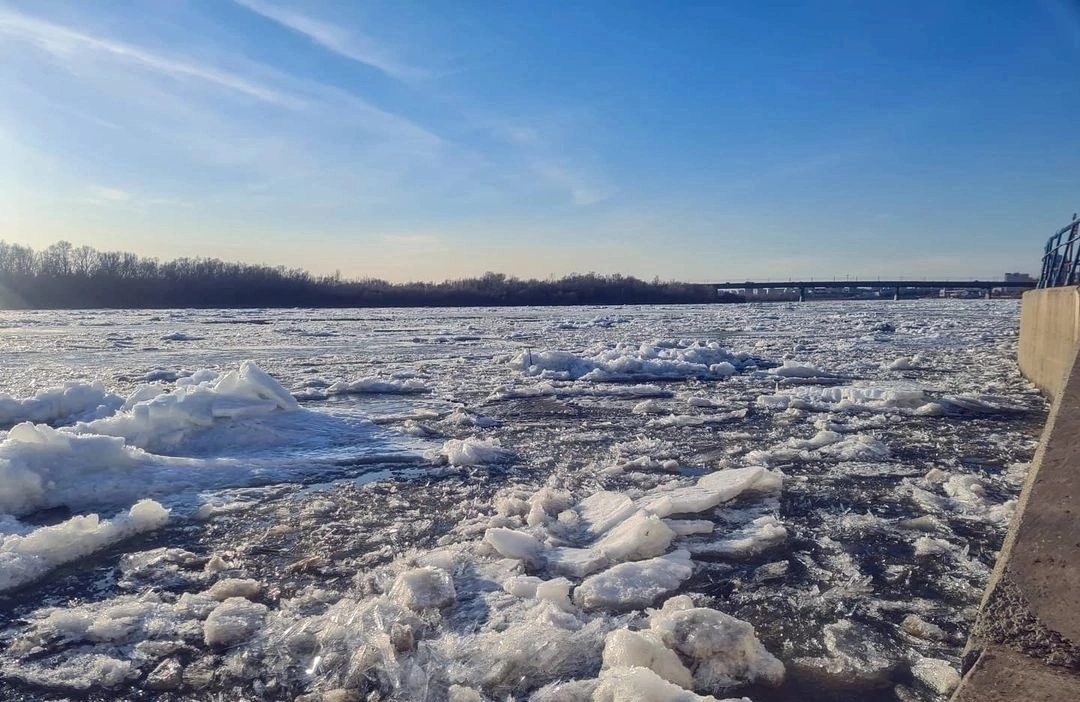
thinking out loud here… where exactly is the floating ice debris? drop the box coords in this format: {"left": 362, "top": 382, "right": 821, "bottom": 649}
{"left": 552, "top": 315, "right": 631, "bottom": 330}
{"left": 633, "top": 399, "right": 668, "bottom": 415}
{"left": 900, "top": 614, "right": 949, "bottom": 643}
{"left": 885, "top": 355, "right": 920, "bottom": 370}
{"left": 161, "top": 332, "right": 202, "bottom": 342}
{"left": 594, "top": 511, "right": 676, "bottom": 562}
{"left": 664, "top": 520, "right": 714, "bottom": 536}
{"left": 602, "top": 628, "right": 694, "bottom": 688}
{"left": 0, "top": 381, "right": 122, "bottom": 427}
{"left": 757, "top": 383, "right": 934, "bottom": 414}
{"left": 914, "top": 536, "right": 953, "bottom": 557}
{"left": 0, "top": 499, "right": 169, "bottom": 592}
{"left": 688, "top": 516, "right": 787, "bottom": 559}
{"left": 768, "top": 360, "right": 832, "bottom": 378}
{"left": 436, "top": 437, "right": 513, "bottom": 466}
{"left": 746, "top": 432, "right": 890, "bottom": 465}
{"left": 708, "top": 362, "right": 737, "bottom": 377}
{"left": 638, "top": 467, "right": 780, "bottom": 518}
{"left": 77, "top": 360, "right": 299, "bottom": 451}
{"left": 511, "top": 341, "right": 750, "bottom": 382}
{"left": 203, "top": 577, "right": 261, "bottom": 602}
{"left": 577, "top": 491, "right": 641, "bottom": 535}
{"left": 911, "top": 656, "right": 961, "bottom": 696}
{"left": 485, "top": 528, "right": 545, "bottom": 564}
{"left": 0, "top": 421, "right": 201, "bottom": 515}
{"left": 593, "top": 665, "right": 742, "bottom": 702}
{"left": 648, "top": 595, "right": 785, "bottom": 692}
{"left": 325, "top": 377, "right": 430, "bottom": 395}
{"left": 388, "top": 567, "right": 457, "bottom": 611}
{"left": 502, "top": 575, "right": 575, "bottom": 612}
{"left": 0, "top": 653, "right": 136, "bottom": 692}
{"left": 444, "top": 407, "right": 499, "bottom": 428}
{"left": 574, "top": 550, "right": 695, "bottom": 611}
{"left": 203, "top": 597, "right": 268, "bottom": 647}
{"left": 789, "top": 620, "right": 899, "bottom": 693}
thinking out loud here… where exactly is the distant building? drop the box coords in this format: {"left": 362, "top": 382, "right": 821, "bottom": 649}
{"left": 1004, "top": 272, "right": 1036, "bottom": 283}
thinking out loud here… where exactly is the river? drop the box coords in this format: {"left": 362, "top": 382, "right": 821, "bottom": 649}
{"left": 0, "top": 300, "right": 1044, "bottom": 702}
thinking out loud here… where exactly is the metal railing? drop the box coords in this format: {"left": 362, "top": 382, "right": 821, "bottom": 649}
{"left": 1038, "top": 216, "right": 1080, "bottom": 288}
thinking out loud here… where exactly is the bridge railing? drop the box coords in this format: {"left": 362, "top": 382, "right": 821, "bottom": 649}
{"left": 1039, "top": 217, "right": 1080, "bottom": 288}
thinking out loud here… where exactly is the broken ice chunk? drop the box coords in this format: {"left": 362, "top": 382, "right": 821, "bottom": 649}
{"left": 601, "top": 628, "right": 694, "bottom": 689}
{"left": 388, "top": 567, "right": 456, "bottom": 611}
{"left": 688, "top": 516, "right": 787, "bottom": 559}
{"left": 203, "top": 597, "right": 267, "bottom": 647}
{"left": 664, "top": 519, "right": 715, "bottom": 536}
{"left": 648, "top": 596, "right": 785, "bottom": 692}
{"left": 203, "top": 578, "right": 261, "bottom": 602}
{"left": 546, "top": 547, "right": 609, "bottom": 578}
{"left": 911, "top": 657, "right": 961, "bottom": 696}
{"left": 639, "top": 467, "right": 775, "bottom": 518}
{"left": 593, "top": 665, "right": 740, "bottom": 702}
{"left": 595, "top": 511, "right": 676, "bottom": 562}
{"left": 577, "top": 492, "right": 640, "bottom": 536}
{"left": 484, "top": 528, "right": 544, "bottom": 564}
{"left": 574, "top": 550, "right": 694, "bottom": 611}
{"left": 788, "top": 620, "right": 899, "bottom": 693}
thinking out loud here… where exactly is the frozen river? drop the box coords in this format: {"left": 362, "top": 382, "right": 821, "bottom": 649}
{"left": 0, "top": 301, "right": 1045, "bottom": 702}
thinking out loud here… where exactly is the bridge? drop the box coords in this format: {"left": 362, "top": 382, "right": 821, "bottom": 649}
{"left": 712, "top": 279, "right": 1037, "bottom": 301}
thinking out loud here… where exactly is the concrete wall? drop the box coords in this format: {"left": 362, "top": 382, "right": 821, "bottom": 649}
{"left": 1018, "top": 287, "right": 1080, "bottom": 399}
{"left": 953, "top": 287, "right": 1080, "bottom": 700}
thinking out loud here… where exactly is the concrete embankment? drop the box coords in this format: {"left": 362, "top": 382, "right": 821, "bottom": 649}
{"left": 953, "top": 287, "right": 1080, "bottom": 700}
{"left": 1017, "top": 286, "right": 1080, "bottom": 400}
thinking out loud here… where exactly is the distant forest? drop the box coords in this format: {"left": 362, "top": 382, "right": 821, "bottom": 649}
{"left": 0, "top": 241, "right": 742, "bottom": 309}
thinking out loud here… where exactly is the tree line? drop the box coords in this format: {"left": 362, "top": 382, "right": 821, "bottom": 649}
{"left": 0, "top": 241, "right": 743, "bottom": 309}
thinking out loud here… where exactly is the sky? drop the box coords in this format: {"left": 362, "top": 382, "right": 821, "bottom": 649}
{"left": 1, "top": 0, "right": 1078, "bottom": 283}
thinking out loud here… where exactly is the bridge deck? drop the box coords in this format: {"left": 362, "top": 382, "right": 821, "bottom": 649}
{"left": 712, "top": 280, "right": 1036, "bottom": 290}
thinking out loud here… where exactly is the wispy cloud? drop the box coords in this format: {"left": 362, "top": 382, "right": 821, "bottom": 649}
{"left": 482, "top": 117, "right": 615, "bottom": 206}
{"left": 0, "top": 8, "right": 301, "bottom": 107}
{"left": 531, "top": 162, "right": 613, "bottom": 206}
{"left": 0, "top": 5, "right": 442, "bottom": 148}
{"left": 0, "top": 4, "right": 448, "bottom": 188}
{"left": 77, "top": 184, "right": 191, "bottom": 211}
{"left": 232, "top": 0, "right": 424, "bottom": 82}
{"left": 501, "top": 125, "right": 541, "bottom": 145}
{"left": 1, "top": 2, "right": 607, "bottom": 239}
{"left": 84, "top": 185, "right": 131, "bottom": 204}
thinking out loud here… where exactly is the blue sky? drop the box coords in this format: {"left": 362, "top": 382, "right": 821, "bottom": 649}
{"left": 1, "top": 0, "right": 1078, "bottom": 282}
